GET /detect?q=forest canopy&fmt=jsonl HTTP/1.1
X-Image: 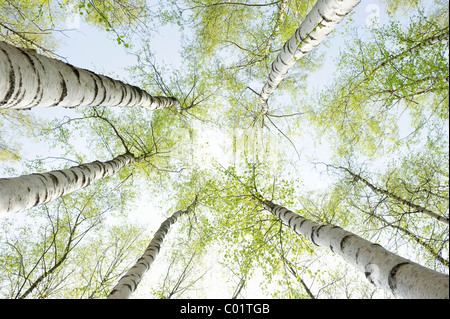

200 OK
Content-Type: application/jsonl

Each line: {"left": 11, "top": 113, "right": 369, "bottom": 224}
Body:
{"left": 0, "top": 0, "right": 448, "bottom": 299}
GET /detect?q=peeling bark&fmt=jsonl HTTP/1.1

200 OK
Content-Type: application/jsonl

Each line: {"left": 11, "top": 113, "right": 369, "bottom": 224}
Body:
{"left": 0, "top": 41, "right": 180, "bottom": 110}
{"left": 259, "top": 0, "right": 361, "bottom": 104}
{"left": 0, "top": 153, "right": 135, "bottom": 217}
{"left": 263, "top": 199, "right": 449, "bottom": 299}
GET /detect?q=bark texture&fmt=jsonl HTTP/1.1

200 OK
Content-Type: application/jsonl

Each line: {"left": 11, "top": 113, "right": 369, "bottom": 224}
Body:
{"left": 0, "top": 41, "right": 180, "bottom": 110}
{"left": 263, "top": 200, "right": 449, "bottom": 299}
{"left": 108, "top": 199, "right": 197, "bottom": 299}
{"left": 259, "top": 0, "right": 361, "bottom": 104}
{"left": 0, "top": 153, "right": 135, "bottom": 217}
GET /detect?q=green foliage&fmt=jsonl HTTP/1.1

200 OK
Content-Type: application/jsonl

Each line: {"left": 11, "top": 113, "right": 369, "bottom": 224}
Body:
{"left": 0, "top": 0, "right": 153, "bottom": 54}
{"left": 0, "top": 110, "right": 44, "bottom": 163}
{"left": 309, "top": 9, "right": 449, "bottom": 158}
{"left": 0, "top": 173, "right": 147, "bottom": 298}
{"left": 0, "top": 0, "right": 58, "bottom": 54}
{"left": 1, "top": 0, "right": 449, "bottom": 299}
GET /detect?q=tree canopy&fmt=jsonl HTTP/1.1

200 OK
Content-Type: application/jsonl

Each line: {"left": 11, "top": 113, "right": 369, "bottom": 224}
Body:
{"left": 0, "top": 0, "right": 448, "bottom": 299}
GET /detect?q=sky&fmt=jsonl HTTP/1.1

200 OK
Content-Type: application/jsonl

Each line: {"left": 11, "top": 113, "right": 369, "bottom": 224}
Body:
{"left": 1, "top": 0, "right": 424, "bottom": 299}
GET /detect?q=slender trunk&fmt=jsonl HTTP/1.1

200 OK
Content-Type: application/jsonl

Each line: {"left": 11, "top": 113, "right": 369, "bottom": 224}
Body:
{"left": 369, "top": 28, "right": 449, "bottom": 78}
{"left": 107, "top": 198, "right": 198, "bottom": 299}
{"left": 18, "top": 229, "right": 75, "bottom": 299}
{"left": 342, "top": 166, "right": 449, "bottom": 225}
{"left": 0, "top": 41, "right": 180, "bottom": 110}
{"left": 262, "top": 199, "right": 449, "bottom": 299}
{"left": 0, "top": 152, "right": 135, "bottom": 217}
{"left": 259, "top": 0, "right": 361, "bottom": 105}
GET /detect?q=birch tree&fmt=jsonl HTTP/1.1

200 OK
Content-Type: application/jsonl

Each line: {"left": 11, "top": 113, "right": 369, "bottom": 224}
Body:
{"left": 328, "top": 164, "right": 449, "bottom": 225}
{"left": 217, "top": 163, "right": 449, "bottom": 298}
{"left": 259, "top": 0, "right": 361, "bottom": 105}
{"left": 0, "top": 183, "right": 149, "bottom": 299}
{"left": 261, "top": 199, "right": 449, "bottom": 299}
{"left": 108, "top": 196, "right": 198, "bottom": 299}
{"left": 309, "top": 11, "right": 449, "bottom": 157}
{"left": 0, "top": 152, "right": 136, "bottom": 217}
{"left": 0, "top": 41, "right": 180, "bottom": 110}
{"left": 0, "top": 92, "right": 188, "bottom": 217}
{"left": 317, "top": 153, "right": 449, "bottom": 269}
{"left": 0, "top": 0, "right": 153, "bottom": 56}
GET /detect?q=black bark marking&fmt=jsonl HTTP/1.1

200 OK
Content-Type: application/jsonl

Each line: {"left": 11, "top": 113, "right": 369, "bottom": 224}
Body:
{"left": 19, "top": 49, "right": 42, "bottom": 106}
{"left": 53, "top": 72, "right": 67, "bottom": 106}
{"left": 310, "top": 225, "right": 319, "bottom": 245}
{"left": 117, "top": 81, "right": 125, "bottom": 105}
{"left": 47, "top": 173, "right": 59, "bottom": 188}
{"left": 318, "top": 11, "right": 334, "bottom": 23}
{"left": 10, "top": 62, "right": 24, "bottom": 107}
{"left": 0, "top": 48, "right": 15, "bottom": 106}
{"left": 124, "top": 283, "right": 134, "bottom": 292}
{"left": 364, "top": 269, "right": 376, "bottom": 285}
{"left": 299, "top": 219, "right": 307, "bottom": 229}
{"left": 287, "top": 215, "right": 294, "bottom": 226}
{"left": 335, "top": 12, "right": 348, "bottom": 17}
{"left": 285, "top": 41, "right": 295, "bottom": 55}
{"left": 58, "top": 170, "right": 70, "bottom": 183}
{"left": 90, "top": 74, "right": 99, "bottom": 105}
{"left": 70, "top": 65, "right": 81, "bottom": 83}
{"left": 31, "top": 56, "right": 46, "bottom": 107}
{"left": 96, "top": 74, "right": 107, "bottom": 106}
{"left": 135, "top": 85, "right": 143, "bottom": 104}
{"left": 79, "top": 171, "right": 87, "bottom": 187}
{"left": 340, "top": 235, "right": 353, "bottom": 252}
{"left": 34, "top": 193, "right": 41, "bottom": 206}
{"left": 388, "top": 262, "right": 410, "bottom": 292}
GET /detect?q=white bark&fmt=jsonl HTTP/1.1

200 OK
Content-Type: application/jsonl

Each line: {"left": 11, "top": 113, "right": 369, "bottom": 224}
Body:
{"left": 0, "top": 41, "right": 180, "bottom": 110}
{"left": 108, "top": 200, "right": 197, "bottom": 299}
{"left": 259, "top": 0, "right": 361, "bottom": 104}
{"left": 0, "top": 153, "right": 135, "bottom": 217}
{"left": 263, "top": 200, "right": 449, "bottom": 299}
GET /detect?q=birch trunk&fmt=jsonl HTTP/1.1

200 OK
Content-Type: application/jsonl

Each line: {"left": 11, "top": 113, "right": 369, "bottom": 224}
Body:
{"left": 108, "top": 198, "right": 197, "bottom": 299}
{"left": 259, "top": 0, "right": 361, "bottom": 104}
{"left": 0, "top": 152, "right": 135, "bottom": 217}
{"left": 263, "top": 199, "right": 449, "bottom": 299}
{"left": 0, "top": 41, "right": 180, "bottom": 110}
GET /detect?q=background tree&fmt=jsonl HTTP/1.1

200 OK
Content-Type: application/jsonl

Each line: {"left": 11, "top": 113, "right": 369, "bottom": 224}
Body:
{"left": 0, "top": 171, "right": 148, "bottom": 298}
{"left": 308, "top": 9, "right": 449, "bottom": 158}
{"left": 1, "top": 0, "right": 448, "bottom": 299}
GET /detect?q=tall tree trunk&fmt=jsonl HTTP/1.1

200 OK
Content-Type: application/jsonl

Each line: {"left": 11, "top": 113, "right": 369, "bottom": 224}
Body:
{"left": 262, "top": 199, "right": 449, "bottom": 299}
{"left": 259, "top": 0, "right": 361, "bottom": 105}
{"left": 108, "top": 197, "right": 198, "bottom": 299}
{"left": 0, "top": 152, "right": 135, "bottom": 217}
{"left": 0, "top": 41, "right": 180, "bottom": 110}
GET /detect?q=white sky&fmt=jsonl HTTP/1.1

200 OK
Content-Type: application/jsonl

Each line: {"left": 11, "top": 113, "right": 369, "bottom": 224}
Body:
{"left": 2, "top": 0, "right": 423, "bottom": 299}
